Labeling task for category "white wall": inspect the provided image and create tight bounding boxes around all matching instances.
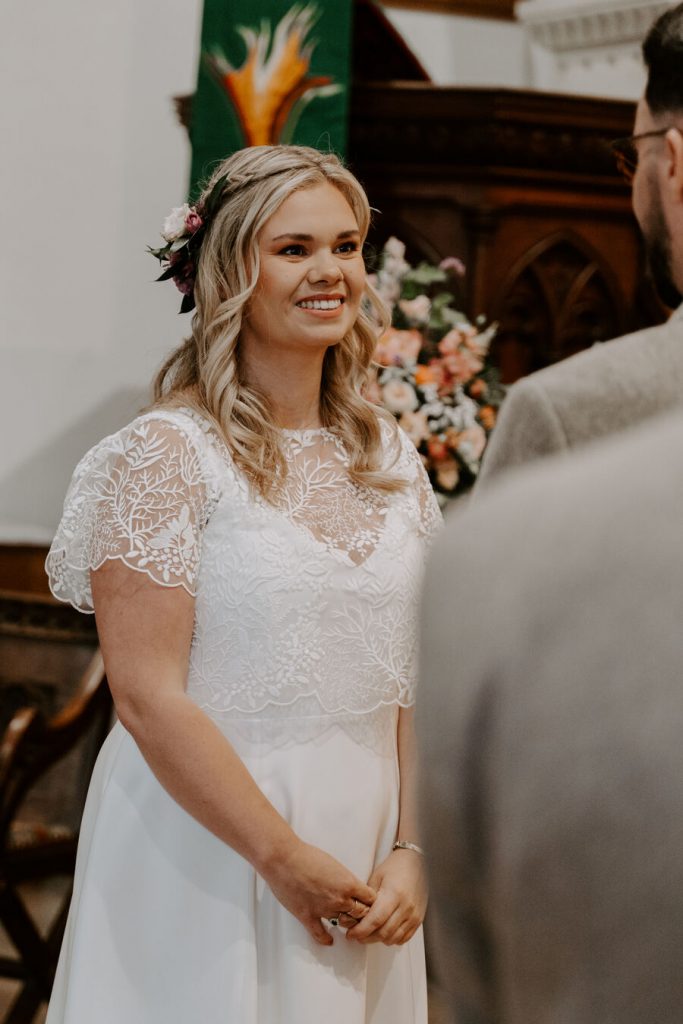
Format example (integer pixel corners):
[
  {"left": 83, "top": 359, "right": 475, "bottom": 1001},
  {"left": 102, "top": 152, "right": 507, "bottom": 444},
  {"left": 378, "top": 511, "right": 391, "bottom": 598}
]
[
  {"left": 1, "top": 0, "right": 203, "bottom": 538},
  {"left": 380, "top": 5, "right": 530, "bottom": 87}
]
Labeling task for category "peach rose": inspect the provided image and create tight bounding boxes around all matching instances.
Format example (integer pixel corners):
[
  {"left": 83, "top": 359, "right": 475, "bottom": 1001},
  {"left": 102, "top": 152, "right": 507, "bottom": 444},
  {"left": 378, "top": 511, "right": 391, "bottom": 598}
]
[
  {"left": 398, "top": 295, "right": 431, "bottom": 325},
  {"left": 382, "top": 379, "right": 419, "bottom": 414},
  {"left": 436, "top": 457, "right": 460, "bottom": 491},
  {"left": 374, "top": 328, "right": 422, "bottom": 367},
  {"left": 456, "top": 424, "right": 487, "bottom": 463},
  {"left": 438, "top": 328, "right": 467, "bottom": 356},
  {"left": 442, "top": 348, "right": 484, "bottom": 384},
  {"left": 478, "top": 405, "right": 497, "bottom": 431},
  {"left": 398, "top": 410, "right": 430, "bottom": 447}
]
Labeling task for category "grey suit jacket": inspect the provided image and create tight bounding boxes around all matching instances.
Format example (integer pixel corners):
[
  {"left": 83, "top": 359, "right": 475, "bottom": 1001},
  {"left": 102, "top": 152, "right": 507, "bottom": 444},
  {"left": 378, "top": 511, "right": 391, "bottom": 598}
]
[
  {"left": 478, "top": 305, "right": 683, "bottom": 487},
  {"left": 419, "top": 409, "right": 683, "bottom": 1024}
]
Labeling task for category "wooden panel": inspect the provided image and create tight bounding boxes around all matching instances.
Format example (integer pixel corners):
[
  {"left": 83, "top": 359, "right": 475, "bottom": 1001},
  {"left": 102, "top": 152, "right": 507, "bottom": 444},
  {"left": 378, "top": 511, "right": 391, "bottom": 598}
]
[
  {"left": 348, "top": 85, "right": 662, "bottom": 384},
  {"left": 0, "top": 545, "right": 52, "bottom": 597}
]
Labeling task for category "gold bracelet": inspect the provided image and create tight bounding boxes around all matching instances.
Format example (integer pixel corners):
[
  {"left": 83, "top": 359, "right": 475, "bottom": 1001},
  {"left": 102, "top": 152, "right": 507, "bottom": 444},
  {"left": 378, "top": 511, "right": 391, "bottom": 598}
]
[{"left": 392, "top": 840, "right": 424, "bottom": 855}]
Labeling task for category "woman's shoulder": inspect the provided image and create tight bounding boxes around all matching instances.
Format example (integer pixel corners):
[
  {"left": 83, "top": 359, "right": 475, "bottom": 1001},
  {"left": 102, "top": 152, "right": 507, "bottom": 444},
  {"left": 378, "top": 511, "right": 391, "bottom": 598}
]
[
  {"left": 47, "top": 406, "right": 226, "bottom": 613},
  {"left": 72, "top": 406, "right": 221, "bottom": 482}
]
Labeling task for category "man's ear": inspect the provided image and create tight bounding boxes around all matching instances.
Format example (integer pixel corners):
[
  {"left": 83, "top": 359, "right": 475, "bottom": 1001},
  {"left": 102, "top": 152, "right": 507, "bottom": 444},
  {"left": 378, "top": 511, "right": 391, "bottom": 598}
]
[{"left": 663, "top": 127, "right": 683, "bottom": 201}]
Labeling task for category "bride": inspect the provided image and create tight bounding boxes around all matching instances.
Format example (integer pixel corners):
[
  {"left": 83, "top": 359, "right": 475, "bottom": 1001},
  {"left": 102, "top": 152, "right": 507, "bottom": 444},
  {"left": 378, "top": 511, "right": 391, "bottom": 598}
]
[{"left": 45, "top": 144, "right": 440, "bottom": 1023}]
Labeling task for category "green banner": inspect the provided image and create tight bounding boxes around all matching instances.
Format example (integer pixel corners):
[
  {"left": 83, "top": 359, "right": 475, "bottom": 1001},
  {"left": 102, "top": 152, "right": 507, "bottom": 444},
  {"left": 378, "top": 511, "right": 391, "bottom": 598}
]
[{"left": 190, "top": 1, "right": 354, "bottom": 198}]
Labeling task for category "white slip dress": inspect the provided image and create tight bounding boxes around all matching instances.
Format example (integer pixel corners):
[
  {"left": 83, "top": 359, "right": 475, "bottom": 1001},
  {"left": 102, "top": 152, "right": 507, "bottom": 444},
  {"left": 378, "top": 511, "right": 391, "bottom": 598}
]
[{"left": 44, "top": 408, "right": 441, "bottom": 1024}]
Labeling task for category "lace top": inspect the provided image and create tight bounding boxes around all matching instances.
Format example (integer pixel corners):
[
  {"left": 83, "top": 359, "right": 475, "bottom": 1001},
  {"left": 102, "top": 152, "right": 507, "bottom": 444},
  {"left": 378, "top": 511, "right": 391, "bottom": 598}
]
[{"left": 46, "top": 409, "right": 441, "bottom": 719}]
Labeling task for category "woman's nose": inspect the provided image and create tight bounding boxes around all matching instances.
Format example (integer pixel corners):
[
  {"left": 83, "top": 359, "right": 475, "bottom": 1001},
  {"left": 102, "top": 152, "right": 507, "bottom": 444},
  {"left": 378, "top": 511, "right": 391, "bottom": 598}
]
[{"left": 308, "top": 251, "right": 342, "bottom": 283}]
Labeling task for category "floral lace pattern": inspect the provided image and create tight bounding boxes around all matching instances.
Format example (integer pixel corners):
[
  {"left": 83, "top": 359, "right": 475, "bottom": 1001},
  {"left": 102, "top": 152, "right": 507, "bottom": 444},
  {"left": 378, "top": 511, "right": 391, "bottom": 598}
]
[
  {"left": 46, "top": 413, "right": 221, "bottom": 611},
  {"left": 47, "top": 409, "right": 442, "bottom": 723}
]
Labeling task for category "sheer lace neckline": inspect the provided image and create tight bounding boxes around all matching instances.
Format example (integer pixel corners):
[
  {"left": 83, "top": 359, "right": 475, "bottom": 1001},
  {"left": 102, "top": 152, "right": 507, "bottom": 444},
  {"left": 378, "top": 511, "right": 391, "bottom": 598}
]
[
  {"left": 281, "top": 426, "right": 333, "bottom": 439},
  {"left": 175, "top": 407, "right": 334, "bottom": 444}
]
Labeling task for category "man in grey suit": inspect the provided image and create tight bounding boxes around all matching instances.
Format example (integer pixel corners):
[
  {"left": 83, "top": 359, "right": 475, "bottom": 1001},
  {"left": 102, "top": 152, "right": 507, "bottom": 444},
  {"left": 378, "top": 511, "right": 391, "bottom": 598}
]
[
  {"left": 419, "top": 407, "right": 683, "bottom": 1023},
  {"left": 478, "top": 3, "right": 683, "bottom": 486}
]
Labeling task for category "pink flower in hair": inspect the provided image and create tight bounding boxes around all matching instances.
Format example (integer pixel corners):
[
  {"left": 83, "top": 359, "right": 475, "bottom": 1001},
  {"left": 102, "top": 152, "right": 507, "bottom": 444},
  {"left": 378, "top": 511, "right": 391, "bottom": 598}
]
[{"left": 185, "top": 209, "right": 203, "bottom": 233}]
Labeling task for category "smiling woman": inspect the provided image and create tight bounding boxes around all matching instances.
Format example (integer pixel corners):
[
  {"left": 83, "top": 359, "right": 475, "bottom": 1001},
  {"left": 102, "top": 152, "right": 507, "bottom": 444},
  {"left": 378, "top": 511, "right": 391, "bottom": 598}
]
[
  {"left": 241, "top": 183, "right": 366, "bottom": 369},
  {"left": 44, "top": 145, "right": 441, "bottom": 1024}
]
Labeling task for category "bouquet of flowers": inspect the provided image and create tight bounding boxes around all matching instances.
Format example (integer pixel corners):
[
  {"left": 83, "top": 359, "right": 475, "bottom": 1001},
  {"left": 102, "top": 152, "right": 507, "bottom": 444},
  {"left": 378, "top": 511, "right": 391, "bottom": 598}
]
[{"left": 368, "top": 238, "right": 505, "bottom": 499}]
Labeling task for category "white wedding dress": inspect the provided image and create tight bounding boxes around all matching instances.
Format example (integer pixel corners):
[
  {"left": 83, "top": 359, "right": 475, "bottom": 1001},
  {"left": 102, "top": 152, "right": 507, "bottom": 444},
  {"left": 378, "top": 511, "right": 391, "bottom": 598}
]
[{"left": 44, "top": 407, "right": 441, "bottom": 1024}]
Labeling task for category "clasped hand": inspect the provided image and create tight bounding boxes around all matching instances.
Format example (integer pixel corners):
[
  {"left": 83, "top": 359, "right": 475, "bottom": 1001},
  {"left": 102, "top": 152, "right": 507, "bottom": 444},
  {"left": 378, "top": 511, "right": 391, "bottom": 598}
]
[
  {"left": 265, "top": 842, "right": 426, "bottom": 948},
  {"left": 343, "top": 849, "right": 427, "bottom": 947},
  {"left": 264, "top": 840, "right": 377, "bottom": 946}
]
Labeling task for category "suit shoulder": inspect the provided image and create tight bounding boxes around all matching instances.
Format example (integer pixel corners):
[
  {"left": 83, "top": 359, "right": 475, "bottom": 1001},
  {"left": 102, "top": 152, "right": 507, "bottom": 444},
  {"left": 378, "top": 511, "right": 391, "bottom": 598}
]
[
  {"left": 528, "top": 318, "right": 680, "bottom": 398},
  {"left": 509, "top": 318, "right": 683, "bottom": 445}
]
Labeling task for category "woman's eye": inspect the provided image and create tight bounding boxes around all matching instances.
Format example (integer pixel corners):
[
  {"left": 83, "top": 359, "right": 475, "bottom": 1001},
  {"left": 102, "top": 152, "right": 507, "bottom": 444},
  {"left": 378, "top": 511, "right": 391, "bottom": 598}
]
[
  {"left": 336, "top": 241, "right": 360, "bottom": 254},
  {"left": 279, "top": 244, "right": 306, "bottom": 257}
]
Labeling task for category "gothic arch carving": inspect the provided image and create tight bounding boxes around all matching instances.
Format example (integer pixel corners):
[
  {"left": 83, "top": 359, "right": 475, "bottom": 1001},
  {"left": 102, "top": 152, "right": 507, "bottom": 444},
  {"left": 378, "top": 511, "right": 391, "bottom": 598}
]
[{"left": 491, "top": 230, "right": 627, "bottom": 381}]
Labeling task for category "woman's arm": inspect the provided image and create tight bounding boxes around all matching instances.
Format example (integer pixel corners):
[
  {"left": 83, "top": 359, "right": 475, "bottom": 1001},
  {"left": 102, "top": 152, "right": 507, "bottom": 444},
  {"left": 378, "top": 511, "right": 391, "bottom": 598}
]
[
  {"left": 345, "top": 706, "right": 427, "bottom": 945},
  {"left": 92, "top": 560, "right": 375, "bottom": 945}
]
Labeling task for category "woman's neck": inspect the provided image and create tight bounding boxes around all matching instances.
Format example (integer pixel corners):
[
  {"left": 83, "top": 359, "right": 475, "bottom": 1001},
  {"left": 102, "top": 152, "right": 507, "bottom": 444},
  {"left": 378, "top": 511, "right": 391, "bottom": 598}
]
[{"left": 240, "top": 345, "right": 327, "bottom": 430}]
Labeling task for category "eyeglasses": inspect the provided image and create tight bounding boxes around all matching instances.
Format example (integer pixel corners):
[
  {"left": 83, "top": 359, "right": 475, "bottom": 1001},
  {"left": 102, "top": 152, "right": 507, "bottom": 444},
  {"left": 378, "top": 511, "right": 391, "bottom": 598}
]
[{"left": 610, "top": 128, "right": 674, "bottom": 184}]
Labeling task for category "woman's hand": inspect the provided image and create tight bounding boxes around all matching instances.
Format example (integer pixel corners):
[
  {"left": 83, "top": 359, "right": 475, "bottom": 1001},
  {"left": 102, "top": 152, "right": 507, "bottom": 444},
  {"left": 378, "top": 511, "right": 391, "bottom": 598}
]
[
  {"left": 343, "top": 848, "right": 427, "bottom": 946},
  {"left": 262, "top": 839, "right": 377, "bottom": 946}
]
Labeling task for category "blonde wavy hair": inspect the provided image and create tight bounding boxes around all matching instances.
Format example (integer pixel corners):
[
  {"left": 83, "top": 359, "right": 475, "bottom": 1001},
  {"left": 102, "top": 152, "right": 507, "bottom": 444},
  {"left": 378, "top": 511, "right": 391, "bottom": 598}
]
[{"left": 153, "top": 145, "right": 405, "bottom": 501}]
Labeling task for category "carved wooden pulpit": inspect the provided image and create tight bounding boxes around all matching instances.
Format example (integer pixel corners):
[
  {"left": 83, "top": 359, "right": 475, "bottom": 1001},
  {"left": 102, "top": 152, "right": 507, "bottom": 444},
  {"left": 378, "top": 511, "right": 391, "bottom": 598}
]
[{"left": 350, "top": 2, "right": 661, "bottom": 384}]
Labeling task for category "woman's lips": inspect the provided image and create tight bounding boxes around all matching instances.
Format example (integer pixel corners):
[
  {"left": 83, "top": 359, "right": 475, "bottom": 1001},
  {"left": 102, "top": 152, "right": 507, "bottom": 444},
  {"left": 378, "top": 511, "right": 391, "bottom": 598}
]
[{"left": 295, "top": 296, "right": 346, "bottom": 318}]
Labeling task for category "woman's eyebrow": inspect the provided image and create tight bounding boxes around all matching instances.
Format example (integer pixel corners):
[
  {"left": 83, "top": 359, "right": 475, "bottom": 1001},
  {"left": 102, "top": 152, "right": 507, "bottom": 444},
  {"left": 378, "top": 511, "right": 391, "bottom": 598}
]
[{"left": 270, "top": 229, "right": 361, "bottom": 242}]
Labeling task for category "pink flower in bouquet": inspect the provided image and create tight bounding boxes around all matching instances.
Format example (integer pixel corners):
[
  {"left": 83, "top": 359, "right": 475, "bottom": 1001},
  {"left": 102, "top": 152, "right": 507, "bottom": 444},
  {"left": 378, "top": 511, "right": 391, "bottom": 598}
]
[
  {"left": 436, "top": 457, "right": 460, "bottom": 491},
  {"left": 443, "top": 349, "right": 484, "bottom": 384},
  {"left": 427, "top": 437, "right": 450, "bottom": 463},
  {"left": 375, "top": 327, "right": 422, "bottom": 367},
  {"left": 439, "top": 256, "right": 466, "bottom": 277},
  {"left": 398, "top": 410, "right": 430, "bottom": 447},
  {"left": 382, "top": 379, "right": 419, "bottom": 414},
  {"left": 438, "top": 330, "right": 484, "bottom": 382},
  {"left": 462, "top": 326, "right": 492, "bottom": 359},
  {"left": 398, "top": 295, "right": 431, "bottom": 325},
  {"left": 438, "top": 327, "right": 468, "bottom": 355},
  {"left": 384, "top": 237, "right": 406, "bottom": 260}
]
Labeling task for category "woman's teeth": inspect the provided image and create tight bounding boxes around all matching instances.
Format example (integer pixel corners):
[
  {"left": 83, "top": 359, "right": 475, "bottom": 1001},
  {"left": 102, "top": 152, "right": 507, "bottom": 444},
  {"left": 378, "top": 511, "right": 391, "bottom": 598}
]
[{"left": 296, "top": 298, "right": 343, "bottom": 310}]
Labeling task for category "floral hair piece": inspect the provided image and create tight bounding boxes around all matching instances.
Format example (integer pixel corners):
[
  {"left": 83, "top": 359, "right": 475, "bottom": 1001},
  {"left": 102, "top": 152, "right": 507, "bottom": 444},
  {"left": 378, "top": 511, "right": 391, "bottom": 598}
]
[
  {"left": 148, "top": 165, "right": 298, "bottom": 313},
  {"left": 148, "top": 174, "right": 230, "bottom": 314}
]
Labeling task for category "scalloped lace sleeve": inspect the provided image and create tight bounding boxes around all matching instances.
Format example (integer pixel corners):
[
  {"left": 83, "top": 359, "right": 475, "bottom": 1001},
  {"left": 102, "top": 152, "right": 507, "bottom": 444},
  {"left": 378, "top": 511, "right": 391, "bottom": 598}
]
[{"left": 46, "top": 413, "right": 221, "bottom": 612}]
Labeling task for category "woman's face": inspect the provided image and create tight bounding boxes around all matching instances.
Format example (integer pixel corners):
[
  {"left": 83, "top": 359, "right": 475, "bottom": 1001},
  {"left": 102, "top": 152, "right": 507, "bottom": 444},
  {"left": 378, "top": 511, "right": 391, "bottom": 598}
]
[{"left": 241, "top": 181, "right": 366, "bottom": 357}]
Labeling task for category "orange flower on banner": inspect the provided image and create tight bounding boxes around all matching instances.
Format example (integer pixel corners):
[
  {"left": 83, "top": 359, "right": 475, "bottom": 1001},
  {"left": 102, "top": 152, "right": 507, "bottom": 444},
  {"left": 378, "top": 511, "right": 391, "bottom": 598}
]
[{"left": 204, "top": 4, "right": 341, "bottom": 146}]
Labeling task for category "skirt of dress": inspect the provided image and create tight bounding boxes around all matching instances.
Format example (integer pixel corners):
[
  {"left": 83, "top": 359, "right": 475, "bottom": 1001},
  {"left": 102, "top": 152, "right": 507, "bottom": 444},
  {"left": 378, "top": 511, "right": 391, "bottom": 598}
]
[{"left": 46, "top": 706, "right": 427, "bottom": 1024}]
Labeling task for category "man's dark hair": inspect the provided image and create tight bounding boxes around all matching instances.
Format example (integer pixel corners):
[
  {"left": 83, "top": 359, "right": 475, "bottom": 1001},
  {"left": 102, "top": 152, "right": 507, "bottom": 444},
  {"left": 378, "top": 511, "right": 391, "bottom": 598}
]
[{"left": 643, "top": 3, "right": 683, "bottom": 116}]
